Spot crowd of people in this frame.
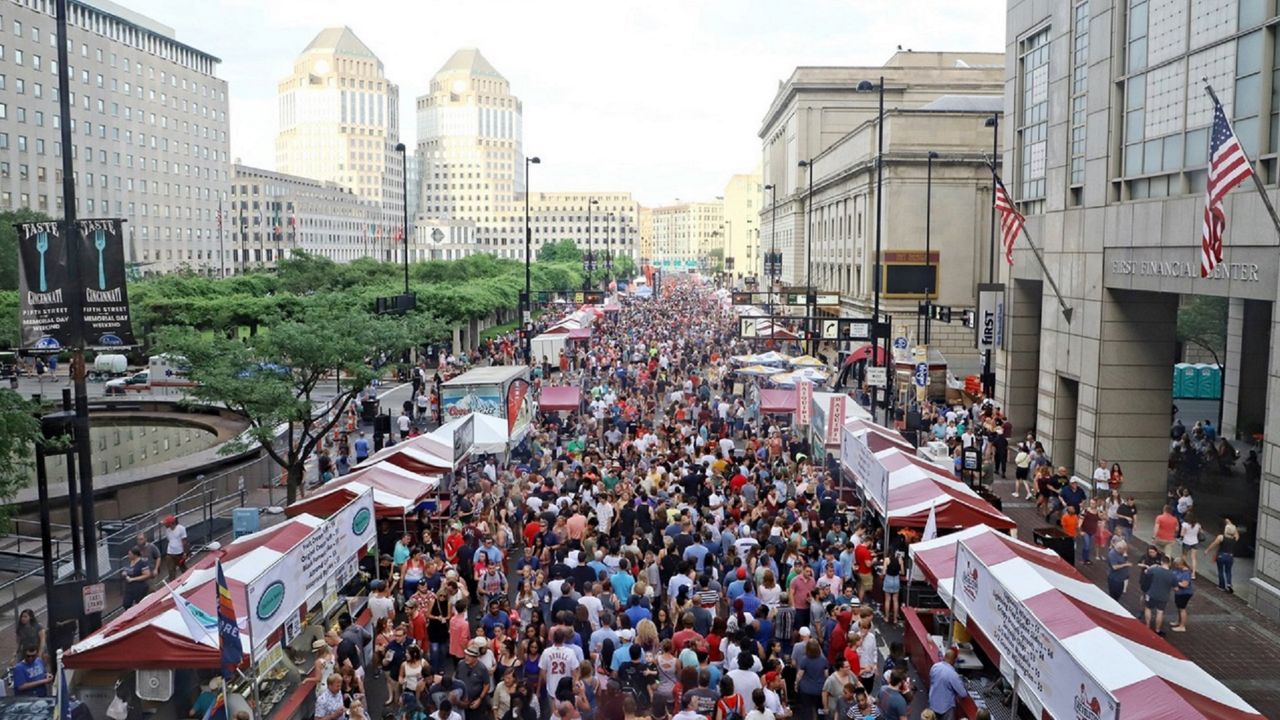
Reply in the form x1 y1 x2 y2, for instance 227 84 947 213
303 279 995 720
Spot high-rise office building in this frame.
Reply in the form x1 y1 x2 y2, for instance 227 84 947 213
650 201 725 272
276 26 403 241
0 0 230 275
415 48 524 258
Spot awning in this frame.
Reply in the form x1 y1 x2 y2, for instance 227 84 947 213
428 412 524 455
910 526 1266 720
64 515 326 669
844 344 889 365
759 388 796 414
540 385 581 412
358 434 452 474
286 463 438 519
567 328 592 340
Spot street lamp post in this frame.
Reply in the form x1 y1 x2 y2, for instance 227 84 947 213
585 198 598 291
797 159 815 355
396 143 410 295
983 113 1000 398
524 156 540 364
856 76 887 425
764 183 777 314
924 151 939 346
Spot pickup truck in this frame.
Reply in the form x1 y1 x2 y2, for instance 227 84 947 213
104 370 149 395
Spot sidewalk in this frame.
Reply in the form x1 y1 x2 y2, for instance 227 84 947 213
986 475 1280 718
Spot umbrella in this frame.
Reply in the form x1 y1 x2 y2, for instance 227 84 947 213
752 350 793 365
789 354 827 368
730 354 758 365
772 368 829 386
736 364 784 377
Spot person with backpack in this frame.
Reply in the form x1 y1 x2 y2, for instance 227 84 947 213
715 677 746 720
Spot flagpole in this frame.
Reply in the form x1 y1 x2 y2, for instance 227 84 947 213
989 162 1074 323
1204 81 1280 239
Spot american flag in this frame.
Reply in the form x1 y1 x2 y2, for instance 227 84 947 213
1201 101 1253 277
993 174 1025 266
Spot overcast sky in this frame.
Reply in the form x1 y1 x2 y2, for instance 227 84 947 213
125 0 1005 206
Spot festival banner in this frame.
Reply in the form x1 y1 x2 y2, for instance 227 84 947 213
331 488 376 562
796 380 813 428
452 414 475 465
951 540 1119 720
825 395 846 446
215 561 243 682
839 425 889 515
77 219 136 347
506 378 534 438
15 220 72 351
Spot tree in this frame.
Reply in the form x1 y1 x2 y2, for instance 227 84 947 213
537 239 583 263
1177 295 1227 366
0 390 44 532
158 300 413 504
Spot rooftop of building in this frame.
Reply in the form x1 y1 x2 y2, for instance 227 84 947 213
918 94 1003 112
435 48 504 80
302 26 378 60
79 0 222 65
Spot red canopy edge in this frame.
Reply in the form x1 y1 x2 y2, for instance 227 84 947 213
760 388 796 414
540 386 581 412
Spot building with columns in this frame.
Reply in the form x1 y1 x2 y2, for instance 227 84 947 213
276 26 403 239
1001 0 1280 618
757 52 1004 362
229 163 384 269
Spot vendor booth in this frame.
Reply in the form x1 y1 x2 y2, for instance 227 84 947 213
839 419 1014 532
808 392 870 465
905 525 1265 720
759 388 797 415
286 463 441 519
65 491 379 720
428 411 525 458
539 385 582 413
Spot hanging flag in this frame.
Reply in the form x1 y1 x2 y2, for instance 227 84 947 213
165 582 217 646
215 561 243 682
289 210 297 228
394 227 404 245
993 174 1024 267
922 499 938 541
1200 100 1253 277
55 653 71 720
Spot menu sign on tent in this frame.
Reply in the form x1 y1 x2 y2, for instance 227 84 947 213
951 540 1118 720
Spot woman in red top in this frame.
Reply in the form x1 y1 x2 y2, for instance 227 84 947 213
705 617 726 664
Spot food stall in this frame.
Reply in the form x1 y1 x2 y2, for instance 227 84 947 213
905 525 1265 720
64 492 378 720
808 391 870 466
440 366 535 445
539 385 582 415
838 418 1014 532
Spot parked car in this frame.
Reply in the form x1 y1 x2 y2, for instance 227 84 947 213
104 370 149 395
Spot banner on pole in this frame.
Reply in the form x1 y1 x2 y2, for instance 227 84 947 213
15 221 72 351
976 283 1005 351
77 219 136 348
796 380 813 428
15 218 134 351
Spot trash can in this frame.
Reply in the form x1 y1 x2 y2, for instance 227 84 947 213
1033 526 1075 566
361 398 379 422
232 508 260 539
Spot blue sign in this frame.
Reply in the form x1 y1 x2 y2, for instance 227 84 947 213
893 336 909 350
914 362 929 387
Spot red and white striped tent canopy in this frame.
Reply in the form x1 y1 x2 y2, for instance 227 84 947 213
357 434 452 474
909 525 1264 720
287 461 440 519
63 515 327 669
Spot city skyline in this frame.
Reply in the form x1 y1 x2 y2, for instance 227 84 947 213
115 0 1005 206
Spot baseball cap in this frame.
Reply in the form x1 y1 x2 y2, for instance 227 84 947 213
798 627 811 638
763 671 780 685
737 567 747 580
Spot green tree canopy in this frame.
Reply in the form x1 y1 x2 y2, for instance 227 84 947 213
1177 295 1227 363
157 299 414 504
0 390 45 531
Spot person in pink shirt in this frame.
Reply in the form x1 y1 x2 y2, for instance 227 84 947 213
790 566 817 627
566 511 588 542
449 599 471 661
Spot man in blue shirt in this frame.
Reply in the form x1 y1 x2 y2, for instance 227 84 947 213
624 595 651 628
610 562 635 602
12 648 52 697
353 432 371 463
928 648 969 720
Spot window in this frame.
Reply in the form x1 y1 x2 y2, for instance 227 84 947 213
1235 31 1264 159
1127 0 1147 73
1017 27 1051 204
1070 1 1089 187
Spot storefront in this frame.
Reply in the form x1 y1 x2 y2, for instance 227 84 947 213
64 491 378 720
905 525 1265 719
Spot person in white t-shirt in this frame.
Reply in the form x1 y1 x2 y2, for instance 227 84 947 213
538 628 580 708
160 515 188 581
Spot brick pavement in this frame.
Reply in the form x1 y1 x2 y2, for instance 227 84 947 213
985 475 1280 718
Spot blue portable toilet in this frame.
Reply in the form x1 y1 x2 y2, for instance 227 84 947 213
232 508 260 538
1178 363 1200 398
1198 364 1222 399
